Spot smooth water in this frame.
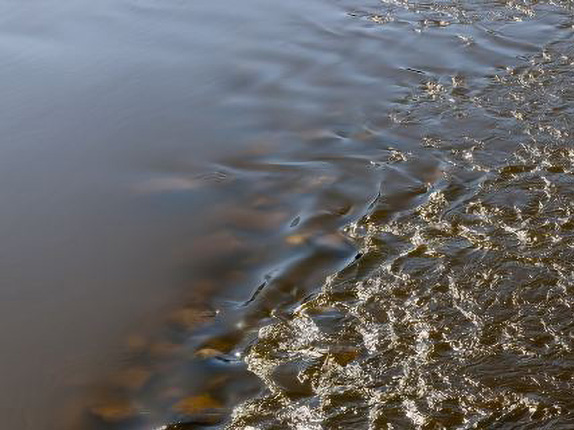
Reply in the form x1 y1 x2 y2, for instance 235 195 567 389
1 0 573 429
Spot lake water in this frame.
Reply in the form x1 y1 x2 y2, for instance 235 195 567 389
1 0 573 429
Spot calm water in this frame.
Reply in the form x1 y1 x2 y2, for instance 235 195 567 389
1 0 574 429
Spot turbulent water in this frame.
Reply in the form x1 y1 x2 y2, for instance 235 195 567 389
74 0 574 429
222 4 574 430
3 0 573 428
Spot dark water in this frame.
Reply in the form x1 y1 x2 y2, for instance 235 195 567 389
1 0 574 429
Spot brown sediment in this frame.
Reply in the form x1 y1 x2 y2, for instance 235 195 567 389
173 394 223 415
108 367 152 391
149 341 182 359
89 399 138 424
167 306 216 331
125 335 148 354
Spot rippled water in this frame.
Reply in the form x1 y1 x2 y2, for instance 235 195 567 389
223 2 574 429
2 0 574 428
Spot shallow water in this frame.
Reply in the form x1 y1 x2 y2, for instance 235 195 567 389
1 0 574 429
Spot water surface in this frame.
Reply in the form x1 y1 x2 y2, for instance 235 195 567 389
1 0 574 429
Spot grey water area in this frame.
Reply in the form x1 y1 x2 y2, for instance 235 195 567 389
0 0 573 429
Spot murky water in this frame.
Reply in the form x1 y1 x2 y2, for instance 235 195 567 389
2 0 574 428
